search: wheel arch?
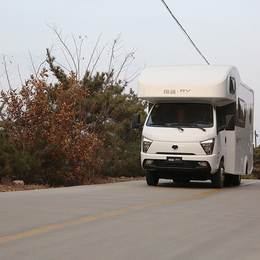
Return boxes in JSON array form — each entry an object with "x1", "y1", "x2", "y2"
[{"x1": 243, "y1": 156, "x2": 248, "y2": 175}]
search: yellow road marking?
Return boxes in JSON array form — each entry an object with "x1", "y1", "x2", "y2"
[{"x1": 0, "y1": 188, "x2": 224, "y2": 244}]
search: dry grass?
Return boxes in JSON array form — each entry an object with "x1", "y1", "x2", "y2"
[
  {"x1": 0, "y1": 183, "x2": 50, "y2": 192},
  {"x1": 241, "y1": 174, "x2": 258, "y2": 179},
  {"x1": 0, "y1": 176, "x2": 145, "y2": 192}
]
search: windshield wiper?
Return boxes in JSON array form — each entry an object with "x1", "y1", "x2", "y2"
[
  {"x1": 149, "y1": 122, "x2": 206, "y2": 132},
  {"x1": 189, "y1": 123, "x2": 206, "y2": 132},
  {"x1": 171, "y1": 123, "x2": 206, "y2": 132},
  {"x1": 164, "y1": 123, "x2": 184, "y2": 131}
]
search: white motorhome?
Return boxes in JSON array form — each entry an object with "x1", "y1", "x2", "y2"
[{"x1": 132, "y1": 65, "x2": 254, "y2": 188}]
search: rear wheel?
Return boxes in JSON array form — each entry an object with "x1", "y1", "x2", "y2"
[
  {"x1": 231, "y1": 163, "x2": 246, "y2": 186},
  {"x1": 146, "y1": 170, "x2": 159, "y2": 186},
  {"x1": 230, "y1": 174, "x2": 241, "y2": 186},
  {"x1": 225, "y1": 174, "x2": 241, "y2": 186},
  {"x1": 172, "y1": 177, "x2": 181, "y2": 183},
  {"x1": 173, "y1": 177, "x2": 190, "y2": 184},
  {"x1": 211, "y1": 160, "x2": 225, "y2": 188}
]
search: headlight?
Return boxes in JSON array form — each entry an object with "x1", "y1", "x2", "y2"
[
  {"x1": 200, "y1": 138, "x2": 215, "y2": 155},
  {"x1": 142, "y1": 137, "x2": 153, "y2": 153}
]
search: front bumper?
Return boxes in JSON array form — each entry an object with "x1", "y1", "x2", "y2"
[
  {"x1": 141, "y1": 152, "x2": 219, "y2": 174},
  {"x1": 143, "y1": 159, "x2": 211, "y2": 172}
]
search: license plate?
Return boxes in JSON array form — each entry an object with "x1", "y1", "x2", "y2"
[{"x1": 167, "y1": 157, "x2": 182, "y2": 164}]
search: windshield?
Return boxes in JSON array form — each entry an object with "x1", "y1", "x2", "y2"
[{"x1": 147, "y1": 103, "x2": 213, "y2": 128}]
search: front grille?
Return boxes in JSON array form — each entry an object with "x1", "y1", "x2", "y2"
[
  {"x1": 153, "y1": 160, "x2": 198, "y2": 168},
  {"x1": 157, "y1": 152, "x2": 195, "y2": 155},
  {"x1": 143, "y1": 159, "x2": 211, "y2": 173}
]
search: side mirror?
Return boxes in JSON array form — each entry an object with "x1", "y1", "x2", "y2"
[
  {"x1": 226, "y1": 115, "x2": 235, "y2": 131},
  {"x1": 132, "y1": 113, "x2": 143, "y2": 129},
  {"x1": 218, "y1": 125, "x2": 225, "y2": 132}
]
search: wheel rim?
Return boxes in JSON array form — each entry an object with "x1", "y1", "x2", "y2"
[{"x1": 220, "y1": 165, "x2": 225, "y2": 183}]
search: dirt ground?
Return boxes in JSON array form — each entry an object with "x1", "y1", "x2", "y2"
[{"x1": 0, "y1": 176, "x2": 145, "y2": 192}]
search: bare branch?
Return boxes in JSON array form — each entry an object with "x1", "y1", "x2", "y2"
[
  {"x1": 2, "y1": 55, "x2": 12, "y2": 90},
  {"x1": 72, "y1": 34, "x2": 86, "y2": 79},
  {"x1": 28, "y1": 51, "x2": 37, "y2": 77},
  {"x1": 121, "y1": 64, "x2": 141, "y2": 84},
  {"x1": 114, "y1": 48, "x2": 137, "y2": 83},
  {"x1": 27, "y1": 50, "x2": 46, "y2": 79},
  {"x1": 86, "y1": 34, "x2": 102, "y2": 73},
  {"x1": 47, "y1": 24, "x2": 78, "y2": 76},
  {"x1": 17, "y1": 64, "x2": 24, "y2": 85},
  {"x1": 89, "y1": 44, "x2": 107, "y2": 77},
  {"x1": 61, "y1": 48, "x2": 73, "y2": 72}
]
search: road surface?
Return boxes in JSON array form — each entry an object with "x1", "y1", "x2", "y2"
[{"x1": 1, "y1": 179, "x2": 260, "y2": 260}]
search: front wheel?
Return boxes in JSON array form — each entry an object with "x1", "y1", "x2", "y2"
[
  {"x1": 146, "y1": 170, "x2": 159, "y2": 186},
  {"x1": 211, "y1": 160, "x2": 225, "y2": 188}
]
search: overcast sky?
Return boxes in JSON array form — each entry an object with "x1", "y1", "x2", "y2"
[{"x1": 1, "y1": 0, "x2": 260, "y2": 139}]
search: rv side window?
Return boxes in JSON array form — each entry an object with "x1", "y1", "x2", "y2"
[
  {"x1": 147, "y1": 103, "x2": 213, "y2": 128},
  {"x1": 249, "y1": 104, "x2": 253, "y2": 124},
  {"x1": 236, "y1": 98, "x2": 246, "y2": 128},
  {"x1": 230, "y1": 77, "x2": 236, "y2": 94}
]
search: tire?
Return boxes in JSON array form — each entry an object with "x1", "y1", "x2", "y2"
[
  {"x1": 211, "y1": 160, "x2": 225, "y2": 188},
  {"x1": 172, "y1": 178, "x2": 190, "y2": 184},
  {"x1": 173, "y1": 178, "x2": 181, "y2": 183},
  {"x1": 226, "y1": 163, "x2": 246, "y2": 186},
  {"x1": 230, "y1": 174, "x2": 241, "y2": 186},
  {"x1": 224, "y1": 174, "x2": 232, "y2": 186},
  {"x1": 146, "y1": 170, "x2": 159, "y2": 186},
  {"x1": 224, "y1": 174, "x2": 241, "y2": 186},
  {"x1": 181, "y1": 179, "x2": 190, "y2": 184}
]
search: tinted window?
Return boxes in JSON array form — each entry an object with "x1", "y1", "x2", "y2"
[
  {"x1": 230, "y1": 77, "x2": 236, "y2": 94},
  {"x1": 236, "y1": 98, "x2": 246, "y2": 128},
  {"x1": 216, "y1": 102, "x2": 236, "y2": 131},
  {"x1": 147, "y1": 103, "x2": 213, "y2": 128},
  {"x1": 249, "y1": 104, "x2": 253, "y2": 125}
]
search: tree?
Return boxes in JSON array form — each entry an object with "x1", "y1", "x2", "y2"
[
  {"x1": 46, "y1": 46, "x2": 146, "y2": 178},
  {"x1": 0, "y1": 29, "x2": 147, "y2": 185},
  {"x1": 44, "y1": 27, "x2": 147, "y2": 178},
  {"x1": 1, "y1": 69, "x2": 102, "y2": 185}
]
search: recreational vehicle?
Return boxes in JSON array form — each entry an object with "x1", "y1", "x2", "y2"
[{"x1": 132, "y1": 65, "x2": 254, "y2": 188}]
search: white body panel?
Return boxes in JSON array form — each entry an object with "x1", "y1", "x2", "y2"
[
  {"x1": 138, "y1": 65, "x2": 237, "y2": 105},
  {"x1": 138, "y1": 65, "x2": 254, "y2": 179},
  {"x1": 142, "y1": 126, "x2": 220, "y2": 174}
]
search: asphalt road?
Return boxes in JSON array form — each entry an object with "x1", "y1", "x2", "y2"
[{"x1": 1, "y1": 179, "x2": 260, "y2": 260}]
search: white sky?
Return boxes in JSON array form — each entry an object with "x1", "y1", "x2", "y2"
[{"x1": 1, "y1": 0, "x2": 260, "y2": 140}]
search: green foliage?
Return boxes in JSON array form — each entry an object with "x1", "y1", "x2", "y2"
[
  {"x1": 0, "y1": 131, "x2": 43, "y2": 183},
  {"x1": 252, "y1": 147, "x2": 260, "y2": 179},
  {"x1": 0, "y1": 34, "x2": 146, "y2": 186},
  {"x1": 0, "y1": 71, "x2": 102, "y2": 185},
  {"x1": 46, "y1": 50, "x2": 147, "y2": 178},
  {"x1": 0, "y1": 48, "x2": 146, "y2": 185}
]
